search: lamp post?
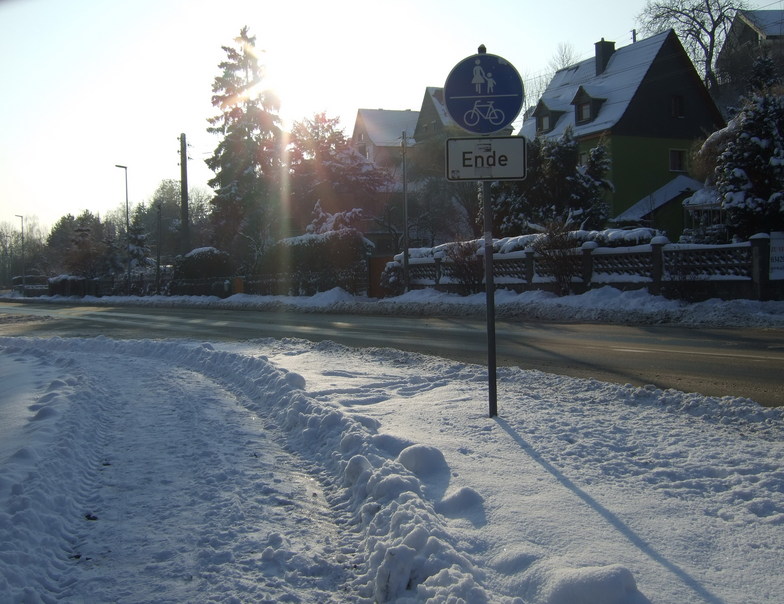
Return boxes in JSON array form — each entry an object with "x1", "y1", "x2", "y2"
[
  {"x1": 14, "y1": 214, "x2": 24, "y2": 296},
  {"x1": 115, "y1": 164, "x2": 131, "y2": 293}
]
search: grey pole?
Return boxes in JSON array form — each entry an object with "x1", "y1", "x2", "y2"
[
  {"x1": 115, "y1": 164, "x2": 130, "y2": 293},
  {"x1": 402, "y1": 131, "x2": 410, "y2": 291},
  {"x1": 482, "y1": 181, "x2": 497, "y2": 416},
  {"x1": 14, "y1": 214, "x2": 24, "y2": 295}
]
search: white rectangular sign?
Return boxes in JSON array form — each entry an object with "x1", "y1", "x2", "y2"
[
  {"x1": 446, "y1": 136, "x2": 526, "y2": 181},
  {"x1": 770, "y1": 231, "x2": 784, "y2": 280}
]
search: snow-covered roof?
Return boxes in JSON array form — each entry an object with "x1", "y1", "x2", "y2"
[
  {"x1": 739, "y1": 10, "x2": 784, "y2": 38},
  {"x1": 615, "y1": 174, "x2": 703, "y2": 221},
  {"x1": 354, "y1": 109, "x2": 419, "y2": 147},
  {"x1": 683, "y1": 185, "x2": 721, "y2": 209},
  {"x1": 521, "y1": 30, "x2": 672, "y2": 140},
  {"x1": 424, "y1": 86, "x2": 453, "y2": 126}
]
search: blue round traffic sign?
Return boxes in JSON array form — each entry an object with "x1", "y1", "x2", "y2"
[{"x1": 444, "y1": 52, "x2": 524, "y2": 134}]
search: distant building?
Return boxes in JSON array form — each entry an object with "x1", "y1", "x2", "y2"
[
  {"x1": 350, "y1": 108, "x2": 419, "y2": 181},
  {"x1": 520, "y1": 30, "x2": 724, "y2": 237},
  {"x1": 716, "y1": 9, "x2": 784, "y2": 112}
]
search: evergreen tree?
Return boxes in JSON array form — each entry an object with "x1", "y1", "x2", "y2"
[
  {"x1": 747, "y1": 56, "x2": 780, "y2": 93},
  {"x1": 492, "y1": 131, "x2": 612, "y2": 236},
  {"x1": 287, "y1": 112, "x2": 390, "y2": 234},
  {"x1": 715, "y1": 92, "x2": 784, "y2": 238},
  {"x1": 46, "y1": 214, "x2": 77, "y2": 272},
  {"x1": 63, "y1": 211, "x2": 110, "y2": 278},
  {"x1": 575, "y1": 138, "x2": 613, "y2": 228},
  {"x1": 128, "y1": 206, "x2": 153, "y2": 271},
  {"x1": 206, "y1": 26, "x2": 283, "y2": 270}
]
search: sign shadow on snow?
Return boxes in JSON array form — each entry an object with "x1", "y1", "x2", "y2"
[{"x1": 493, "y1": 417, "x2": 726, "y2": 604}]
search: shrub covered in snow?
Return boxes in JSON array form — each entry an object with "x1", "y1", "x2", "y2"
[
  {"x1": 258, "y1": 229, "x2": 372, "y2": 295},
  {"x1": 173, "y1": 247, "x2": 234, "y2": 280}
]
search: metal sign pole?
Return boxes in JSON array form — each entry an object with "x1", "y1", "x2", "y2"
[
  {"x1": 482, "y1": 180, "x2": 497, "y2": 417},
  {"x1": 443, "y1": 45, "x2": 524, "y2": 419}
]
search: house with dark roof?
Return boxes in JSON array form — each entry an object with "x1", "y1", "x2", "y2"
[
  {"x1": 716, "y1": 9, "x2": 784, "y2": 111},
  {"x1": 718, "y1": 9, "x2": 784, "y2": 72},
  {"x1": 520, "y1": 30, "x2": 725, "y2": 237},
  {"x1": 350, "y1": 108, "x2": 419, "y2": 180},
  {"x1": 412, "y1": 87, "x2": 451, "y2": 141}
]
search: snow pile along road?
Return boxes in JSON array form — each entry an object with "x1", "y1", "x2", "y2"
[
  {"x1": 1, "y1": 334, "x2": 782, "y2": 603},
  {"x1": 0, "y1": 337, "x2": 517, "y2": 602}
]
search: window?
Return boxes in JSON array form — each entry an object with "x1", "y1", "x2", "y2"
[
  {"x1": 539, "y1": 114, "x2": 551, "y2": 133},
  {"x1": 576, "y1": 102, "x2": 592, "y2": 123},
  {"x1": 669, "y1": 149, "x2": 686, "y2": 172},
  {"x1": 671, "y1": 95, "x2": 685, "y2": 118}
]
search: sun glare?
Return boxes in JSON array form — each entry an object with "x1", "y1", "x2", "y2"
[{"x1": 258, "y1": 47, "x2": 311, "y2": 129}]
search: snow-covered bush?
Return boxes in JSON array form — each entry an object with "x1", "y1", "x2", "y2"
[
  {"x1": 172, "y1": 247, "x2": 234, "y2": 280},
  {"x1": 259, "y1": 230, "x2": 371, "y2": 295},
  {"x1": 715, "y1": 92, "x2": 784, "y2": 239},
  {"x1": 443, "y1": 241, "x2": 484, "y2": 294},
  {"x1": 379, "y1": 261, "x2": 404, "y2": 297}
]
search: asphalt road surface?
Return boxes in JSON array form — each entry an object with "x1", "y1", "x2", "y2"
[{"x1": 1, "y1": 300, "x2": 782, "y2": 406}]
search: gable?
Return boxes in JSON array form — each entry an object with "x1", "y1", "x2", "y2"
[
  {"x1": 616, "y1": 31, "x2": 724, "y2": 138},
  {"x1": 413, "y1": 87, "x2": 454, "y2": 140},
  {"x1": 739, "y1": 9, "x2": 784, "y2": 39}
]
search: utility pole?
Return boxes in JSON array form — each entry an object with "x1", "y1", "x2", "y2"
[
  {"x1": 14, "y1": 215, "x2": 24, "y2": 296},
  {"x1": 114, "y1": 165, "x2": 131, "y2": 293},
  {"x1": 180, "y1": 133, "x2": 191, "y2": 254},
  {"x1": 155, "y1": 202, "x2": 162, "y2": 294}
]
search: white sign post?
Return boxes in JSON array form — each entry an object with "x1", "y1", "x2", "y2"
[
  {"x1": 446, "y1": 137, "x2": 527, "y2": 182},
  {"x1": 770, "y1": 231, "x2": 784, "y2": 280}
]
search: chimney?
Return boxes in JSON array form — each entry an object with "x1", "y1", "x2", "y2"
[{"x1": 595, "y1": 38, "x2": 616, "y2": 75}]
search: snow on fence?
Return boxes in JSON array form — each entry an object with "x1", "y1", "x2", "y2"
[
  {"x1": 36, "y1": 235, "x2": 781, "y2": 301},
  {"x1": 403, "y1": 234, "x2": 780, "y2": 301}
]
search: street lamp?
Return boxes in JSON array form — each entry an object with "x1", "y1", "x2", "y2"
[
  {"x1": 14, "y1": 214, "x2": 24, "y2": 295},
  {"x1": 115, "y1": 164, "x2": 131, "y2": 292}
]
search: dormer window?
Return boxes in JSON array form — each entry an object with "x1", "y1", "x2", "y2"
[
  {"x1": 533, "y1": 100, "x2": 563, "y2": 134},
  {"x1": 577, "y1": 102, "x2": 592, "y2": 123},
  {"x1": 571, "y1": 86, "x2": 605, "y2": 125}
]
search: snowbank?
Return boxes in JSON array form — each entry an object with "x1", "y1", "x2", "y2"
[{"x1": 6, "y1": 285, "x2": 784, "y2": 328}]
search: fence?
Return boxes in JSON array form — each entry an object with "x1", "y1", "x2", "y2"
[
  {"x1": 24, "y1": 236, "x2": 782, "y2": 301},
  {"x1": 408, "y1": 235, "x2": 782, "y2": 301}
]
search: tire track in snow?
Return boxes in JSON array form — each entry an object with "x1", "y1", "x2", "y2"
[{"x1": 1, "y1": 339, "x2": 352, "y2": 603}]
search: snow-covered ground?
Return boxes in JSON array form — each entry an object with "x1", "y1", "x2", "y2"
[{"x1": 1, "y1": 287, "x2": 783, "y2": 603}]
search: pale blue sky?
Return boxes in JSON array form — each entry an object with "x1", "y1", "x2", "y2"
[{"x1": 0, "y1": 0, "x2": 771, "y2": 231}]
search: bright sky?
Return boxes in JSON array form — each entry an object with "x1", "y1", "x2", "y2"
[{"x1": 0, "y1": 0, "x2": 769, "y2": 232}]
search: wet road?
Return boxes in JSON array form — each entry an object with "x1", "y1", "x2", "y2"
[{"x1": 1, "y1": 300, "x2": 782, "y2": 406}]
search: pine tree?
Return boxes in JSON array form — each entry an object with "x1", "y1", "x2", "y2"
[
  {"x1": 206, "y1": 27, "x2": 283, "y2": 270},
  {"x1": 715, "y1": 92, "x2": 784, "y2": 239},
  {"x1": 492, "y1": 130, "x2": 612, "y2": 235},
  {"x1": 127, "y1": 208, "x2": 153, "y2": 271},
  {"x1": 288, "y1": 113, "x2": 390, "y2": 233}
]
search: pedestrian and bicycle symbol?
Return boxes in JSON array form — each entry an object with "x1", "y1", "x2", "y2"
[{"x1": 443, "y1": 49, "x2": 524, "y2": 134}]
